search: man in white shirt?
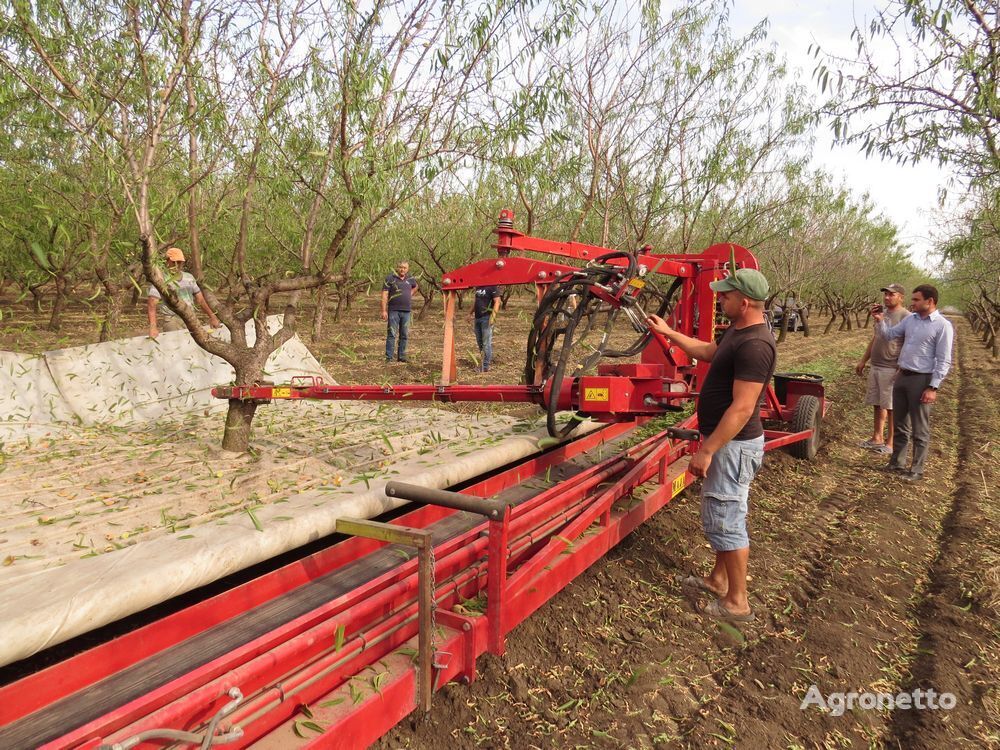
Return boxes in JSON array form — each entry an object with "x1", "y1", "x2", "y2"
[{"x1": 873, "y1": 284, "x2": 955, "y2": 482}]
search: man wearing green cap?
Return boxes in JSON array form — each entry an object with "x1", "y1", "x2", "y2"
[{"x1": 647, "y1": 261, "x2": 776, "y2": 623}]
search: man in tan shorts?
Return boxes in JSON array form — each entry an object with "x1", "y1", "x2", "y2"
[{"x1": 854, "y1": 283, "x2": 908, "y2": 453}]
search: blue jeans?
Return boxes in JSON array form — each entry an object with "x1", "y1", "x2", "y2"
[
  {"x1": 700, "y1": 435, "x2": 764, "y2": 551},
  {"x1": 474, "y1": 316, "x2": 493, "y2": 369},
  {"x1": 386, "y1": 310, "x2": 411, "y2": 361}
]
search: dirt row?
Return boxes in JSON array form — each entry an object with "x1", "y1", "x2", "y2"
[{"x1": 378, "y1": 319, "x2": 999, "y2": 749}]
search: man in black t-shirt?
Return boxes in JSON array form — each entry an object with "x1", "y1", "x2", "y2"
[
  {"x1": 471, "y1": 285, "x2": 501, "y2": 372},
  {"x1": 381, "y1": 260, "x2": 418, "y2": 362},
  {"x1": 647, "y1": 265, "x2": 776, "y2": 624}
]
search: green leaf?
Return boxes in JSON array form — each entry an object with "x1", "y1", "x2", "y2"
[
  {"x1": 31, "y1": 241, "x2": 51, "y2": 271},
  {"x1": 246, "y1": 508, "x2": 263, "y2": 531}
]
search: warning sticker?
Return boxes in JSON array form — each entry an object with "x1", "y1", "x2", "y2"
[
  {"x1": 272, "y1": 387, "x2": 291, "y2": 398},
  {"x1": 584, "y1": 387, "x2": 609, "y2": 402},
  {"x1": 671, "y1": 472, "x2": 686, "y2": 497}
]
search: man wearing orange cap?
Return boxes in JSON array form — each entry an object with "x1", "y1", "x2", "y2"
[{"x1": 147, "y1": 247, "x2": 220, "y2": 338}]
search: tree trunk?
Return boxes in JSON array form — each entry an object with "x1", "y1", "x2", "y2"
[
  {"x1": 417, "y1": 287, "x2": 435, "y2": 321},
  {"x1": 29, "y1": 283, "x2": 45, "y2": 312},
  {"x1": 800, "y1": 307, "x2": 810, "y2": 337},
  {"x1": 222, "y1": 399, "x2": 259, "y2": 452},
  {"x1": 96, "y1": 267, "x2": 123, "y2": 342},
  {"x1": 311, "y1": 286, "x2": 327, "y2": 342},
  {"x1": 221, "y1": 357, "x2": 268, "y2": 452},
  {"x1": 47, "y1": 275, "x2": 67, "y2": 331}
]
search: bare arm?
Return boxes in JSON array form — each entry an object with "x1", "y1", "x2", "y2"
[
  {"x1": 380, "y1": 290, "x2": 389, "y2": 320},
  {"x1": 856, "y1": 335, "x2": 875, "y2": 375},
  {"x1": 688, "y1": 379, "x2": 765, "y2": 478},
  {"x1": 194, "y1": 292, "x2": 220, "y2": 328},
  {"x1": 646, "y1": 314, "x2": 718, "y2": 361}
]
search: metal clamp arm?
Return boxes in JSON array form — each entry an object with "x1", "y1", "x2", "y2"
[{"x1": 384, "y1": 482, "x2": 507, "y2": 521}]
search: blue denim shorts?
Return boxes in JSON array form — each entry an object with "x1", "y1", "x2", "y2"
[{"x1": 700, "y1": 435, "x2": 764, "y2": 551}]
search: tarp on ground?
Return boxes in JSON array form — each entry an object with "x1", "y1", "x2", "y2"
[
  {"x1": 43, "y1": 316, "x2": 327, "y2": 426},
  {"x1": 0, "y1": 316, "x2": 328, "y2": 439},
  {"x1": 0, "y1": 352, "x2": 78, "y2": 443}
]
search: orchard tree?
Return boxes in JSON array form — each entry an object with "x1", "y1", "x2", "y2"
[
  {"x1": 1, "y1": 0, "x2": 561, "y2": 451},
  {"x1": 813, "y1": 0, "x2": 999, "y2": 190}
]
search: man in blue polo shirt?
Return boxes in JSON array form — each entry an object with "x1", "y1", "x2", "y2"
[
  {"x1": 381, "y1": 260, "x2": 418, "y2": 363},
  {"x1": 873, "y1": 284, "x2": 954, "y2": 482}
]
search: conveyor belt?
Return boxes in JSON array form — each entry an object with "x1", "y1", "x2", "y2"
[
  {"x1": 2, "y1": 446, "x2": 613, "y2": 749},
  {"x1": 0, "y1": 514, "x2": 477, "y2": 750}
]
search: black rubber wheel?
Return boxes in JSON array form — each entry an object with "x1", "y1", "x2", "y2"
[{"x1": 788, "y1": 394, "x2": 821, "y2": 460}]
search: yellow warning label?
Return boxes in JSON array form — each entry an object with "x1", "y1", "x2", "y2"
[
  {"x1": 628, "y1": 277, "x2": 646, "y2": 289},
  {"x1": 584, "y1": 387, "x2": 609, "y2": 402},
  {"x1": 671, "y1": 472, "x2": 686, "y2": 497},
  {"x1": 272, "y1": 387, "x2": 291, "y2": 398}
]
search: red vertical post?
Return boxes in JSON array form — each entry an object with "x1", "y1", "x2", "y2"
[
  {"x1": 440, "y1": 290, "x2": 457, "y2": 385},
  {"x1": 487, "y1": 506, "x2": 510, "y2": 656}
]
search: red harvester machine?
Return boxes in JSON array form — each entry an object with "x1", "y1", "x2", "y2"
[{"x1": 0, "y1": 210, "x2": 825, "y2": 749}]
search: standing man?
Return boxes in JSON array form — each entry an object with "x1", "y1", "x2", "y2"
[
  {"x1": 647, "y1": 265, "x2": 775, "y2": 624},
  {"x1": 381, "y1": 260, "x2": 418, "y2": 363},
  {"x1": 873, "y1": 284, "x2": 954, "y2": 482},
  {"x1": 855, "y1": 283, "x2": 909, "y2": 454},
  {"x1": 147, "y1": 247, "x2": 220, "y2": 338},
  {"x1": 471, "y1": 285, "x2": 502, "y2": 372}
]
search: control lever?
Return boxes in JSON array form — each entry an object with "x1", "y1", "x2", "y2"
[{"x1": 666, "y1": 427, "x2": 700, "y2": 442}]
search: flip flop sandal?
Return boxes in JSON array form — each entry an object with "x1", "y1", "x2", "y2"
[
  {"x1": 700, "y1": 598, "x2": 755, "y2": 623},
  {"x1": 677, "y1": 574, "x2": 725, "y2": 596}
]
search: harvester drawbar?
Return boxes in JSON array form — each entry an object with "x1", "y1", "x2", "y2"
[{"x1": 0, "y1": 211, "x2": 825, "y2": 749}]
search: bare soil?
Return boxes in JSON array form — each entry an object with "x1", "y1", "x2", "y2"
[{"x1": 2, "y1": 292, "x2": 997, "y2": 749}]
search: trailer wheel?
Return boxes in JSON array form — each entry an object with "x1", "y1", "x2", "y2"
[{"x1": 788, "y1": 394, "x2": 821, "y2": 460}]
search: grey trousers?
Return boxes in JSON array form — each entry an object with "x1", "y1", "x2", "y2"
[{"x1": 890, "y1": 371, "x2": 933, "y2": 475}]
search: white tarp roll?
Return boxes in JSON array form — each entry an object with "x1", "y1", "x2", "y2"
[
  {"x1": 0, "y1": 317, "x2": 599, "y2": 666},
  {"x1": 0, "y1": 426, "x2": 572, "y2": 667}
]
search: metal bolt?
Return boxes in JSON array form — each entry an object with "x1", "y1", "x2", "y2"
[
  {"x1": 538, "y1": 271, "x2": 547, "y2": 278},
  {"x1": 462, "y1": 622, "x2": 471, "y2": 632},
  {"x1": 495, "y1": 260, "x2": 505, "y2": 269},
  {"x1": 443, "y1": 277, "x2": 452, "y2": 285}
]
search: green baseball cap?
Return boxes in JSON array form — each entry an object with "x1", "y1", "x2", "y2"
[
  {"x1": 709, "y1": 247, "x2": 770, "y2": 300},
  {"x1": 710, "y1": 269, "x2": 770, "y2": 300}
]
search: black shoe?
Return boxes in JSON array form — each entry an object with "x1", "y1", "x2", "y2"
[
  {"x1": 903, "y1": 471, "x2": 924, "y2": 482},
  {"x1": 398, "y1": 358, "x2": 407, "y2": 363},
  {"x1": 882, "y1": 463, "x2": 907, "y2": 474}
]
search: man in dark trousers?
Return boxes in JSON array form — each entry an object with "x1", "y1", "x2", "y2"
[
  {"x1": 381, "y1": 260, "x2": 418, "y2": 363},
  {"x1": 647, "y1": 264, "x2": 776, "y2": 623},
  {"x1": 873, "y1": 284, "x2": 954, "y2": 482},
  {"x1": 471, "y1": 285, "x2": 502, "y2": 372}
]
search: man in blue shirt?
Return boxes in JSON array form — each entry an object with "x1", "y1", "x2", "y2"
[
  {"x1": 873, "y1": 284, "x2": 955, "y2": 482},
  {"x1": 381, "y1": 261, "x2": 418, "y2": 363}
]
